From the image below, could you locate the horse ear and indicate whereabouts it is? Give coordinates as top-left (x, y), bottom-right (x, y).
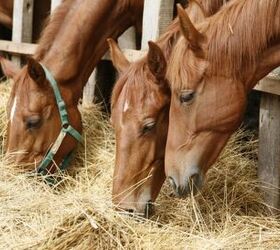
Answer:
top-left (0, 56), bottom-right (20, 79)
top-left (107, 38), bottom-right (130, 73)
top-left (27, 58), bottom-right (46, 85)
top-left (177, 4), bottom-right (205, 50)
top-left (147, 41), bottom-right (166, 81)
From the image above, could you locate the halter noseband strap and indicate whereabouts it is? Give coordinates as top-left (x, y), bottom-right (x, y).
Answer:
top-left (36, 64), bottom-right (83, 175)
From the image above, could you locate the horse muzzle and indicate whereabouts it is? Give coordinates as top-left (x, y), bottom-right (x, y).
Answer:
top-left (168, 166), bottom-right (204, 198)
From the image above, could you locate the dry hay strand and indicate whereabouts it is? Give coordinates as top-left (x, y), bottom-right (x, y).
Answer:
top-left (0, 81), bottom-right (280, 249)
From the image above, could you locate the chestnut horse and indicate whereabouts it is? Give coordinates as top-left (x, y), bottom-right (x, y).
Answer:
top-left (0, 0), bottom-right (13, 29)
top-left (0, 0), bottom-right (143, 173)
top-left (165, 0), bottom-right (280, 197)
top-left (109, 0), bottom-right (229, 217)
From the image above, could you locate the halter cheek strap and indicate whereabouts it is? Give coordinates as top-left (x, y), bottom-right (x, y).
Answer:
top-left (36, 64), bottom-right (83, 176)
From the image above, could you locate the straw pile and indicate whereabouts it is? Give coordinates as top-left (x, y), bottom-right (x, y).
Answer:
top-left (0, 80), bottom-right (280, 250)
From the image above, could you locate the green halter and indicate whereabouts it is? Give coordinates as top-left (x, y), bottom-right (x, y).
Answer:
top-left (36, 64), bottom-right (83, 176)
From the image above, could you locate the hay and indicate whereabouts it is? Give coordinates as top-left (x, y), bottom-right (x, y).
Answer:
top-left (0, 81), bottom-right (280, 250)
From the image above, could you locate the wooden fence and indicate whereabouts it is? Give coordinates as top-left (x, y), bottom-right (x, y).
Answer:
top-left (0, 0), bottom-right (280, 208)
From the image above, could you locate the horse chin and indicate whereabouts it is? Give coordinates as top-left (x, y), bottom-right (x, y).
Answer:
top-left (114, 190), bottom-right (155, 219)
top-left (116, 200), bottom-right (155, 219)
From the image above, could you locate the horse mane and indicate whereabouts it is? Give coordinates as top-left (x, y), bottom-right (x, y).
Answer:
top-left (206, 0), bottom-right (280, 77)
top-left (168, 0), bottom-right (280, 90)
top-left (34, 0), bottom-right (74, 60)
top-left (111, 60), bottom-right (157, 110)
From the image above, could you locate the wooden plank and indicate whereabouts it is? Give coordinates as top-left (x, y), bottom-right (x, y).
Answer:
top-left (141, 0), bottom-right (174, 49)
top-left (0, 40), bottom-right (37, 55)
top-left (82, 69), bottom-right (97, 108)
top-left (254, 78), bottom-right (280, 96)
top-left (118, 27), bottom-right (137, 50)
top-left (0, 40), bottom-right (145, 62)
top-left (12, 0), bottom-right (34, 65)
top-left (258, 92), bottom-right (280, 209)
top-left (51, 0), bottom-right (62, 12)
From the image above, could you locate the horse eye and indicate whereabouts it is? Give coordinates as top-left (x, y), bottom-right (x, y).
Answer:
top-left (141, 120), bottom-right (156, 135)
top-left (25, 116), bottom-right (42, 130)
top-left (180, 90), bottom-right (195, 104)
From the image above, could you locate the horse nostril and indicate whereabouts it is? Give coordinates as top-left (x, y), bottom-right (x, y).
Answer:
top-left (144, 200), bottom-right (155, 218)
top-left (127, 209), bottom-right (134, 214)
top-left (189, 173), bottom-right (199, 183)
top-left (168, 176), bottom-right (177, 190)
top-left (188, 173), bottom-right (201, 195)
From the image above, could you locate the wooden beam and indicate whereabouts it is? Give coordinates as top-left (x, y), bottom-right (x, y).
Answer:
top-left (82, 69), bottom-right (97, 108)
top-left (254, 78), bottom-right (280, 96)
top-left (258, 93), bottom-right (280, 209)
top-left (0, 40), bottom-right (146, 61)
top-left (141, 0), bottom-right (174, 49)
top-left (12, 0), bottom-right (34, 65)
top-left (118, 27), bottom-right (137, 50)
top-left (0, 40), bottom-right (37, 55)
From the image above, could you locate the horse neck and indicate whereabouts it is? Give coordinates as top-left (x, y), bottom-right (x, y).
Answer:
top-left (206, 0), bottom-right (280, 89)
top-left (34, 0), bottom-right (142, 100)
top-left (0, 0), bottom-right (13, 28)
top-left (0, 1), bottom-right (13, 15)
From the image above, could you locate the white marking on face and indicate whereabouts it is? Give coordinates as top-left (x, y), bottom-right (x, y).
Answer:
top-left (10, 97), bottom-right (17, 123)
top-left (123, 100), bottom-right (129, 112)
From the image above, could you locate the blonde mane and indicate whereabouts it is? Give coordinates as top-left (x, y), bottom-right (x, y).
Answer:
top-left (168, 0), bottom-right (280, 89)
top-left (207, 0), bottom-right (280, 76)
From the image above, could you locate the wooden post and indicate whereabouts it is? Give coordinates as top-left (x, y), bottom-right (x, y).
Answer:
top-left (118, 27), bottom-right (137, 50)
top-left (141, 0), bottom-right (174, 49)
top-left (258, 92), bottom-right (280, 209)
top-left (51, 0), bottom-right (62, 12)
top-left (82, 69), bottom-right (97, 108)
top-left (12, 0), bottom-right (34, 65)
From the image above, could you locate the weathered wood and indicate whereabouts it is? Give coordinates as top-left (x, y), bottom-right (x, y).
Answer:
top-left (258, 92), bottom-right (280, 209)
top-left (12, 0), bottom-right (34, 65)
top-left (51, 0), bottom-right (62, 12)
top-left (118, 27), bottom-right (137, 50)
top-left (0, 40), bottom-right (37, 55)
top-left (83, 69), bottom-right (97, 108)
top-left (254, 78), bottom-right (280, 96)
top-left (141, 0), bottom-right (174, 49)
top-left (0, 39), bottom-right (146, 62)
